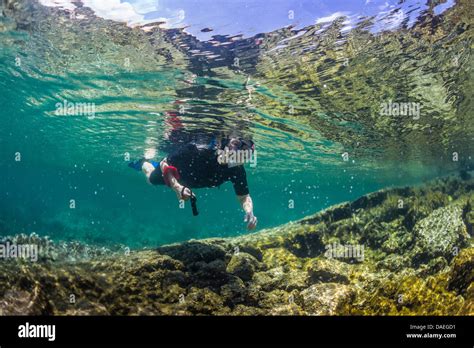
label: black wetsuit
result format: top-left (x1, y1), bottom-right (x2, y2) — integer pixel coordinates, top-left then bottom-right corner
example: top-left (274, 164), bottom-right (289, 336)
top-left (149, 143), bottom-right (249, 196)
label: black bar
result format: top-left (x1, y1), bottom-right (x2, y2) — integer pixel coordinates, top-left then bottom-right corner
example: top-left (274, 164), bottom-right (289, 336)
top-left (0, 316), bottom-right (472, 346)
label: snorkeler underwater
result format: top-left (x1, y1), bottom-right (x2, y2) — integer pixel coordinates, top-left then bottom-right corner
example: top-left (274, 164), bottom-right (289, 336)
top-left (0, 0), bottom-right (473, 345)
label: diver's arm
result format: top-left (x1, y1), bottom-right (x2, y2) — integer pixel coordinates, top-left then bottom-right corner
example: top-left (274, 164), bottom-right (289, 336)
top-left (237, 194), bottom-right (257, 230)
top-left (160, 159), bottom-right (192, 200)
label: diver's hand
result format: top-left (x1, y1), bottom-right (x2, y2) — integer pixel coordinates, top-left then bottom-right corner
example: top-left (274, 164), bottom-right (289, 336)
top-left (172, 184), bottom-right (193, 201)
top-left (244, 212), bottom-right (258, 230)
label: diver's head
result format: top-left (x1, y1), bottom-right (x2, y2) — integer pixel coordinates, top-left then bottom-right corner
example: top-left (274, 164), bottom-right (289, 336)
top-left (227, 137), bottom-right (255, 152)
top-left (217, 137), bottom-right (255, 167)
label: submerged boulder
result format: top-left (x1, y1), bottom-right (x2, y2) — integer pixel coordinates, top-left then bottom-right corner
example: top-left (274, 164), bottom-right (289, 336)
top-left (413, 203), bottom-right (469, 264)
top-left (226, 252), bottom-right (260, 281)
top-left (0, 289), bottom-right (35, 315)
top-left (157, 240), bottom-right (227, 264)
top-left (305, 258), bottom-right (351, 284)
top-left (253, 266), bottom-right (308, 291)
top-left (300, 283), bottom-right (354, 315)
top-left (448, 248), bottom-right (474, 295)
top-left (183, 287), bottom-right (225, 315)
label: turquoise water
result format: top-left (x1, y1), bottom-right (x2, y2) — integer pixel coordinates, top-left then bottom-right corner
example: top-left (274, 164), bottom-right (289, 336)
top-left (1, 0), bottom-right (472, 247)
